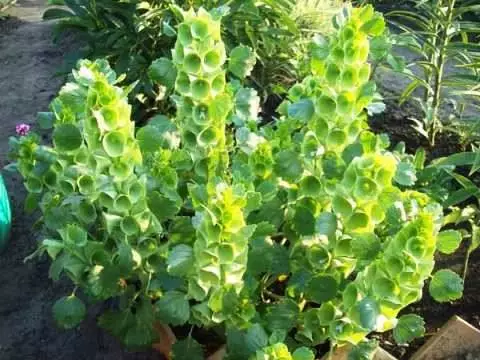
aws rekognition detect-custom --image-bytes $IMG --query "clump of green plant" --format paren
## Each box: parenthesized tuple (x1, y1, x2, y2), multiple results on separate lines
(8, 6, 466, 358)
(371, 0, 480, 146)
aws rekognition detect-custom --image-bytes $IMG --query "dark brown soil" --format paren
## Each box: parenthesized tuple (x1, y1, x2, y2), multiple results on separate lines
(369, 90, 467, 161)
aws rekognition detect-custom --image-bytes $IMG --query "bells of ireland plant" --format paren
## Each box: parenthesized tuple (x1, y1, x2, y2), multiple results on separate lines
(8, 4, 465, 359)
(0, 174, 11, 251)
(171, 7, 232, 182)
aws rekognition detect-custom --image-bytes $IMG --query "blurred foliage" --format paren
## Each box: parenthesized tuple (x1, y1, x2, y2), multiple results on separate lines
(0, 0, 16, 18)
(358, 0, 480, 147)
(44, 0, 343, 121)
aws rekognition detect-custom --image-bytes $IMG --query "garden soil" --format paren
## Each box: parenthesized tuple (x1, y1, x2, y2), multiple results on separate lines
(0, 2, 479, 360)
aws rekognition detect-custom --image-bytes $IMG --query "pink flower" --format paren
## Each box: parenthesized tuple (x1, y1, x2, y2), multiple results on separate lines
(16, 123, 31, 136)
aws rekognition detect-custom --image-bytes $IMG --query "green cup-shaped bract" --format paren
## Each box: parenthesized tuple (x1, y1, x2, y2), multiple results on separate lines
(78, 174, 96, 194)
(193, 104, 210, 126)
(197, 126, 218, 147)
(176, 72, 191, 95)
(191, 19, 210, 40)
(98, 192, 115, 209)
(26, 176, 43, 193)
(99, 106, 119, 131)
(346, 211, 370, 231)
(127, 181, 144, 204)
(109, 160, 133, 180)
(113, 194, 132, 213)
(203, 49, 222, 72)
(178, 23, 193, 46)
(78, 201, 97, 223)
(326, 129, 347, 149)
(103, 131, 126, 158)
(120, 216, 139, 236)
(43, 170, 57, 188)
(332, 194, 355, 218)
(184, 53, 202, 74)
(211, 74, 226, 95)
(191, 79, 210, 101)
(59, 178, 76, 195)
(300, 175, 322, 197)
(318, 95, 337, 116)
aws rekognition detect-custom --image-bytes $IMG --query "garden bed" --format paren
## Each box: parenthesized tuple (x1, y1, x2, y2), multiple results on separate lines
(1, 2, 480, 360)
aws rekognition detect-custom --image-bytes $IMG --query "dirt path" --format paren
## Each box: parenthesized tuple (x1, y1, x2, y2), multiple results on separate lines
(0, 2, 160, 359)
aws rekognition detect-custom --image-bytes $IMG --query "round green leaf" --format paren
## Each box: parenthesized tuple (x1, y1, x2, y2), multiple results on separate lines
(318, 302, 336, 326)
(171, 336, 204, 360)
(52, 295, 86, 329)
(156, 291, 190, 326)
(393, 314, 425, 344)
(167, 244, 194, 277)
(148, 58, 177, 89)
(288, 99, 315, 123)
(343, 283, 359, 309)
(306, 274, 338, 303)
(228, 45, 256, 79)
(53, 124, 83, 152)
(437, 230, 462, 255)
(356, 297, 379, 331)
(293, 347, 315, 360)
(293, 207, 316, 236)
(315, 212, 337, 240)
(429, 269, 464, 303)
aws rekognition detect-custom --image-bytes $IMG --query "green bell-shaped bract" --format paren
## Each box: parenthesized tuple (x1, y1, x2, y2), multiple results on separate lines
(184, 183, 252, 324)
(171, 7, 239, 182)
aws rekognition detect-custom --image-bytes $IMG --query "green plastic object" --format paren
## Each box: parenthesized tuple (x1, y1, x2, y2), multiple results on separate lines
(0, 174, 11, 251)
